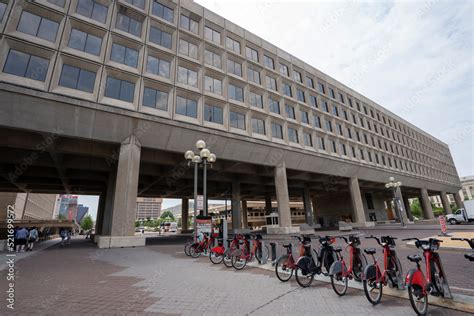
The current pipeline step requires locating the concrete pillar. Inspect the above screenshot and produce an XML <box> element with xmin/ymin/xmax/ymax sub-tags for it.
<box><xmin>420</xmin><ymin>188</ymin><xmax>435</xmax><ymax>220</ymax></box>
<box><xmin>274</xmin><ymin>162</ymin><xmax>292</xmax><ymax>228</ymax></box>
<box><xmin>303</xmin><ymin>187</ymin><xmax>313</xmax><ymax>225</ymax></box>
<box><xmin>453</xmin><ymin>192</ymin><xmax>465</xmax><ymax>210</ymax></box>
<box><xmin>241</xmin><ymin>200</ymin><xmax>248</xmax><ymax>229</ymax></box>
<box><xmin>181</xmin><ymin>198</ymin><xmax>189</xmax><ymax>232</ymax></box>
<box><xmin>231</xmin><ymin>180</ymin><xmax>242</xmax><ymax>230</ymax></box>
<box><xmin>440</xmin><ymin>192</ymin><xmax>452</xmax><ymax>215</ymax></box>
<box><xmin>265</xmin><ymin>194</ymin><xmax>272</xmax><ymax>214</ymax></box>
<box><xmin>101</xmin><ymin>171</ymin><xmax>117</xmax><ymax>236</ymax></box>
<box><xmin>403</xmin><ymin>195</ymin><xmax>414</xmax><ymax>221</ymax></box>
<box><xmin>348</xmin><ymin>177</ymin><xmax>366</xmax><ymax>225</ymax></box>
<box><xmin>95</xmin><ymin>193</ymin><xmax>106</xmax><ymax>235</ymax></box>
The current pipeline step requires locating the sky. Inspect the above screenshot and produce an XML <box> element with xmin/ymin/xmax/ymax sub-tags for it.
<box><xmin>83</xmin><ymin>0</ymin><xmax>474</xmax><ymax>218</ymax></box>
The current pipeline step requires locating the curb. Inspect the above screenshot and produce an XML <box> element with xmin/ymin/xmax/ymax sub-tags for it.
<box><xmin>246</xmin><ymin>260</ymin><xmax>474</xmax><ymax>314</ymax></box>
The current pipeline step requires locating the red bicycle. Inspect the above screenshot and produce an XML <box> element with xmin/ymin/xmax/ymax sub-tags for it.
<box><xmin>209</xmin><ymin>234</ymin><xmax>243</xmax><ymax>265</ymax></box>
<box><xmin>231</xmin><ymin>234</ymin><xmax>269</xmax><ymax>270</ymax></box>
<box><xmin>189</xmin><ymin>233</ymin><xmax>216</xmax><ymax>258</ymax></box>
<box><xmin>451</xmin><ymin>237</ymin><xmax>474</xmax><ymax>261</ymax></box>
<box><xmin>329</xmin><ymin>235</ymin><xmax>367</xmax><ymax>296</ymax></box>
<box><xmin>362</xmin><ymin>235</ymin><xmax>403</xmax><ymax>305</ymax></box>
<box><xmin>274</xmin><ymin>235</ymin><xmax>311</xmax><ymax>282</ymax></box>
<box><xmin>403</xmin><ymin>237</ymin><xmax>451</xmax><ymax>315</ymax></box>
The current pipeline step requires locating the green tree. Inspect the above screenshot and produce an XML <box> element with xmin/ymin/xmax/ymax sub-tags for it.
<box><xmin>410</xmin><ymin>199</ymin><xmax>422</xmax><ymax>219</ymax></box>
<box><xmin>81</xmin><ymin>215</ymin><xmax>94</xmax><ymax>231</ymax></box>
<box><xmin>160</xmin><ymin>211</ymin><xmax>175</xmax><ymax>221</ymax></box>
<box><xmin>135</xmin><ymin>220</ymin><xmax>141</xmax><ymax>228</ymax></box>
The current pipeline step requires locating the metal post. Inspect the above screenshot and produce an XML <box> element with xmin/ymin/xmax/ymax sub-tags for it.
<box><xmin>193</xmin><ymin>162</ymin><xmax>198</xmax><ymax>241</ymax></box>
<box><xmin>203</xmin><ymin>160</ymin><xmax>208</xmax><ymax>216</ymax></box>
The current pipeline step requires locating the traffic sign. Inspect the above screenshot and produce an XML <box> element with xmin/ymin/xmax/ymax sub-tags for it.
<box><xmin>196</xmin><ymin>195</ymin><xmax>204</xmax><ymax>210</ymax></box>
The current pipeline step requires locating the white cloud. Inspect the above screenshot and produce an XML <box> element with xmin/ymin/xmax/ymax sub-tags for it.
<box><xmin>196</xmin><ymin>0</ymin><xmax>473</xmax><ymax>176</ymax></box>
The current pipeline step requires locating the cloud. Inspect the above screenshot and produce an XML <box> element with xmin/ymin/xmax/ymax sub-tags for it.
<box><xmin>196</xmin><ymin>0</ymin><xmax>473</xmax><ymax>176</ymax></box>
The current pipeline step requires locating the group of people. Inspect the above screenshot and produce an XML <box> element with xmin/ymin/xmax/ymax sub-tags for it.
<box><xmin>59</xmin><ymin>228</ymin><xmax>72</xmax><ymax>246</ymax></box>
<box><xmin>14</xmin><ymin>226</ymin><xmax>39</xmax><ymax>252</ymax></box>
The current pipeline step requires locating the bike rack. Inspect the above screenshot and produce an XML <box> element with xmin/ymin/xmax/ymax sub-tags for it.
<box><xmin>269</xmin><ymin>242</ymin><xmax>278</xmax><ymax>266</ymax></box>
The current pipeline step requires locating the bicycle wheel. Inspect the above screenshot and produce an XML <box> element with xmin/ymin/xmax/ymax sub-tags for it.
<box><xmin>331</xmin><ymin>273</ymin><xmax>348</xmax><ymax>296</ymax></box>
<box><xmin>275</xmin><ymin>255</ymin><xmax>293</xmax><ymax>282</ymax></box>
<box><xmin>232</xmin><ymin>249</ymin><xmax>247</xmax><ymax>270</ymax></box>
<box><xmin>322</xmin><ymin>250</ymin><xmax>337</xmax><ymax>275</ymax></box>
<box><xmin>256</xmin><ymin>244</ymin><xmax>270</xmax><ymax>263</ymax></box>
<box><xmin>408</xmin><ymin>284</ymin><xmax>428</xmax><ymax>315</ymax></box>
<box><xmin>209</xmin><ymin>250</ymin><xmax>224</xmax><ymax>264</ymax></box>
<box><xmin>223</xmin><ymin>249</ymin><xmax>234</xmax><ymax>268</ymax></box>
<box><xmin>363</xmin><ymin>266</ymin><xmax>383</xmax><ymax>305</ymax></box>
<box><xmin>190</xmin><ymin>244</ymin><xmax>200</xmax><ymax>258</ymax></box>
<box><xmin>295</xmin><ymin>266</ymin><xmax>314</xmax><ymax>287</ymax></box>
<box><xmin>353</xmin><ymin>252</ymin><xmax>368</xmax><ymax>282</ymax></box>
<box><xmin>184</xmin><ymin>242</ymin><xmax>192</xmax><ymax>256</ymax></box>
<box><xmin>430</xmin><ymin>261</ymin><xmax>445</xmax><ymax>296</ymax></box>
<box><xmin>388</xmin><ymin>256</ymin><xmax>403</xmax><ymax>288</ymax></box>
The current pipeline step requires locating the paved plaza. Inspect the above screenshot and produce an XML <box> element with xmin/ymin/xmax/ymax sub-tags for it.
<box><xmin>1</xmin><ymin>227</ymin><xmax>473</xmax><ymax>315</ymax></box>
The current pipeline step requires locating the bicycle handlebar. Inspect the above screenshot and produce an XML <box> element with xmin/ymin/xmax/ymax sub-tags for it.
<box><xmin>451</xmin><ymin>237</ymin><xmax>474</xmax><ymax>249</ymax></box>
<box><xmin>365</xmin><ymin>235</ymin><xmax>381</xmax><ymax>245</ymax></box>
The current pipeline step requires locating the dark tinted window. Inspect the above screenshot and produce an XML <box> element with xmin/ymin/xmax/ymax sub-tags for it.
<box><xmin>59</xmin><ymin>64</ymin><xmax>96</xmax><ymax>93</ymax></box>
<box><xmin>116</xmin><ymin>13</ymin><xmax>142</xmax><ymax>37</ymax></box>
<box><xmin>3</xmin><ymin>50</ymin><xmax>49</xmax><ymax>81</ymax></box>
<box><xmin>176</xmin><ymin>96</ymin><xmax>197</xmax><ymax>118</ymax></box>
<box><xmin>105</xmin><ymin>77</ymin><xmax>135</xmax><ymax>102</ymax></box>
<box><xmin>143</xmin><ymin>87</ymin><xmax>168</xmax><ymax>110</ymax></box>
<box><xmin>110</xmin><ymin>43</ymin><xmax>138</xmax><ymax>68</ymax></box>
<box><xmin>149</xmin><ymin>26</ymin><xmax>172</xmax><ymax>49</ymax></box>
<box><xmin>204</xmin><ymin>104</ymin><xmax>223</xmax><ymax>124</ymax></box>
<box><xmin>146</xmin><ymin>56</ymin><xmax>170</xmax><ymax>78</ymax></box>
<box><xmin>69</xmin><ymin>29</ymin><xmax>102</xmax><ymax>55</ymax></box>
<box><xmin>0</xmin><ymin>2</ymin><xmax>7</xmax><ymax>22</ymax></box>
<box><xmin>17</xmin><ymin>11</ymin><xmax>59</xmax><ymax>42</ymax></box>
<box><xmin>230</xmin><ymin>111</ymin><xmax>245</xmax><ymax>130</ymax></box>
<box><xmin>77</xmin><ymin>0</ymin><xmax>108</xmax><ymax>23</ymax></box>
<box><xmin>152</xmin><ymin>1</ymin><xmax>174</xmax><ymax>23</ymax></box>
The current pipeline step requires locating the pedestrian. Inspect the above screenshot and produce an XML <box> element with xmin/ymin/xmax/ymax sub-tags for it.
<box><xmin>66</xmin><ymin>229</ymin><xmax>71</xmax><ymax>244</ymax></box>
<box><xmin>27</xmin><ymin>226</ymin><xmax>39</xmax><ymax>251</ymax></box>
<box><xmin>60</xmin><ymin>228</ymin><xmax>67</xmax><ymax>246</ymax></box>
<box><xmin>15</xmin><ymin>227</ymin><xmax>29</xmax><ymax>252</ymax></box>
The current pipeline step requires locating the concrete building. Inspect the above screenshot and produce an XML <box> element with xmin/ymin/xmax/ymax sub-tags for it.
<box><xmin>0</xmin><ymin>0</ymin><xmax>463</xmax><ymax>247</ymax></box>
<box><xmin>136</xmin><ymin>197</ymin><xmax>162</xmax><ymax>220</ymax></box>
<box><xmin>76</xmin><ymin>204</ymin><xmax>89</xmax><ymax>223</ymax></box>
<box><xmin>0</xmin><ymin>193</ymin><xmax>57</xmax><ymax>220</ymax></box>
<box><xmin>56</xmin><ymin>195</ymin><xmax>79</xmax><ymax>220</ymax></box>
<box><xmin>458</xmin><ymin>176</ymin><xmax>474</xmax><ymax>201</ymax></box>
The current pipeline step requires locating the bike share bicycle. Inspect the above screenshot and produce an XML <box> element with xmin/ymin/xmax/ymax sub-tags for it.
<box><xmin>274</xmin><ymin>234</ymin><xmax>312</xmax><ymax>282</ymax></box>
<box><xmin>362</xmin><ymin>235</ymin><xmax>403</xmax><ymax>305</ymax></box>
<box><xmin>231</xmin><ymin>234</ymin><xmax>269</xmax><ymax>270</ymax></box>
<box><xmin>451</xmin><ymin>237</ymin><xmax>474</xmax><ymax>262</ymax></box>
<box><xmin>294</xmin><ymin>235</ymin><xmax>338</xmax><ymax>288</ymax></box>
<box><xmin>329</xmin><ymin>234</ymin><xmax>367</xmax><ymax>296</ymax></box>
<box><xmin>209</xmin><ymin>233</ymin><xmax>243</xmax><ymax>265</ymax></box>
<box><xmin>403</xmin><ymin>237</ymin><xmax>452</xmax><ymax>315</ymax></box>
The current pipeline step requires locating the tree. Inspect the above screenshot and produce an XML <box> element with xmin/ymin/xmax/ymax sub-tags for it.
<box><xmin>81</xmin><ymin>215</ymin><xmax>94</xmax><ymax>231</ymax></box>
<box><xmin>160</xmin><ymin>211</ymin><xmax>175</xmax><ymax>221</ymax></box>
<box><xmin>410</xmin><ymin>199</ymin><xmax>422</xmax><ymax>219</ymax></box>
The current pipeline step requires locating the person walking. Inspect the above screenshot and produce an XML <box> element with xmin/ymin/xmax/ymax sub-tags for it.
<box><xmin>15</xmin><ymin>227</ymin><xmax>29</xmax><ymax>252</ymax></box>
<box><xmin>60</xmin><ymin>228</ymin><xmax>67</xmax><ymax>246</ymax></box>
<box><xmin>27</xmin><ymin>226</ymin><xmax>39</xmax><ymax>251</ymax></box>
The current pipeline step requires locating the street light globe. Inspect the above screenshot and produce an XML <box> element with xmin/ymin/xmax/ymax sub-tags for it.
<box><xmin>389</xmin><ymin>176</ymin><xmax>395</xmax><ymax>182</ymax></box>
<box><xmin>196</xmin><ymin>140</ymin><xmax>206</xmax><ymax>150</ymax></box>
<box><xmin>385</xmin><ymin>183</ymin><xmax>392</xmax><ymax>188</ymax></box>
<box><xmin>184</xmin><ymin>150</ymin><xmax>194</xmax><ymax>160</ymax></box>
<box><xmin>208</xmin><ymin>153</ymin><xmax>216</xmax><ymax>163</ymax></box>
<box><xmin>396</xmin><ymin>181</ymin><xmax>402</xmax><ymax>187</ymax></box>
<box><xmin>192</xmin><ymin>155</ymin><xmax>202</xmax><ymax>163</ymax></box>
<box><xmin>200</xmin><ymin>148</ymin><xmax>210</xmax><ymax>159</ymax></box>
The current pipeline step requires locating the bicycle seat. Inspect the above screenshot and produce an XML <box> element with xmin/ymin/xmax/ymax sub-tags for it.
<box><xmin>465</xmin><ymin>253</ymin><xmax>474</xmax><ymax>262</ymax></box>
<box><xmin>283</xmin><ymin>243</ymin><xmax>291</xmax><ymax>248</ymax></box>
<box><xmin>334</xmin><ymin>246</ymin><xmax>342</xmax><ymax>253</ymax></box>
<box><xmin>364</xmin><ymin>248</ymin><xmax>376</xmax><ymax>255</ymax></box>
<box><xmin>407</xmin><ymin>254</ymin><xmax>422</xmax><ymax>263</ymax></box>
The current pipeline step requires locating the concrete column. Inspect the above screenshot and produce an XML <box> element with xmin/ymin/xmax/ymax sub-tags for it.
<box><xmin>95</xmin><ymin>193</ymin><xmax>106</xmax><ymax>235</ymax></box>
<box><xmin>348</xmin><ymin>177</ymin><xmax>366</xmax><ymax>225</ymax></box>
<box><xmin>101</xmin><ymin>171</ymin><xmax>117</xmax><ymax>236</ymax></box>
<box><xmin>420</xmin><ymin>188</ymin><xmax>435</xmax><ymax>220</ymax></box>
<box><xmin>453</xmin><ymin>192</ymin><xmax>465</xmax><ymax>210</ymax></box>
<box><xmin>403</xmin><ymin>195</ymin><xmax>414</xmax><ymax>221</ymax></box>
<box><xmin>303</xmin><ymin>187</ymin><xmax>313</xmax><ymax>225</ymax></box>
<box><xmin>241</xmin><ymin>200</ymin><xmax>248</xmax><ymax>229</ymax></box>
<box><xmin>311</xmin><ymin>196</ymin><xmax>320</xmax><ymax>225</ymax></box>
<box><xmin>265</xmin><ymin>194</ymin><xmax>272</xmax><ymax>214</ymax></box>
<box><xmin>181</xmin><ymin>198</ymin><xmax>189</xmax><ymax>232</ymax></box>
<box><xmin>440</xmin><ymin>192</ymin><xmax>452</xmax><ymax>215</ymax></box>
<box><xmin>231</xmin><ymin>180</ymin><xmax>242</xmax><ymax>230</ymax></box>
<box><xmin>274</xmin><ymin>162</ymin><xmax>292</xmax><ymax>228</ymax></box>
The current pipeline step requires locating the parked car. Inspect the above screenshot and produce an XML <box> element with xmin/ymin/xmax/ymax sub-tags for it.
<box><xmin>447</xmin><ymin>200</ymin><xmax>474</xmax><ymax>224</ymax></box>
<box><xmin>169</xmin><ymin>222</ymin><xmax>178</xmax><ymax>233</ymax></box>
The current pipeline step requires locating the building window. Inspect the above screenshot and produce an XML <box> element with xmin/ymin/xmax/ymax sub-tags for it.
<box><xmin>178</xmin><ymin>39</ymin><xmax>198</xmax><ymax>59</ymax></box>
<box><xmin>329</xmin><ymin>87</ymin><xmax>335</xmax><ymax>99</ymax></box>
<box><xmin>356</xmin><ymin>131</ymin><xmax>361</xmax><ymax>142</ymax></box>
<box><xmin>318</xmin><ymin>82</ymin><xmax>325</xmax><ymax>94</ymax></box>
<box><xmin>226</xmin><ymin>37</ymin><xmax>241</xmax><ymax>53</ymax></box>
<box><xmin>17</xmin><ymin>11</ymin><xmax>59</xmax><ymax>42</ymax></box>
<box><xmin>309</xmin><ymin>95</ymin><xmax>317</xmax><ymax>108</ymax></box>
<box><xmin>245</xmin><ymin>46</ymin><xmax>258</xmax><ymax>62</ymax></box>
<box><xmin>228</xmin><ymin>84</ymin><xmax>244</xmax><ymax>102</ymax></box>
<box><xmin>204</xmin><ymin>49</ymin><xmax>221</xmax><ymax>68</ymax></box>
<box><xmin>77</xmin><ymin>0</ymin><xmax>108</xmax><ymax>23</ymax></box>
<box><xmin>306</xmin><ymin>76</ymin><xmax>314</xmax><ymax>89</ymax></box>
<box><xmin>337</xmin><ymin>124</ymin><xmax>343</xmax><ymax>135</ymax></box>
<box><xmin>279</xmin><ymin>63</ymin><xmax>289</xmax><ymax>76</ymax></box>
<box><xmin>227</xmin><ymin>59</ymin><xmax>242</xmax><ymax>77</ymax></box>
<box><xmin>105</xmin><ymin>76</ymin><xmax>134</xmax><ymax>102</ymax></box>
<box><xmin>282</xmin><ymin>83</ymin><xmax>292</xmax><ymax>97</ymax></box>
<box><xmin>230</xmin><ymin>111</ymin><xmax>245</xmax><ymax>129</ymax></box>
<box><xmin>68</xmin><ymin>29</ymin><xmax>102</xmax><ymax>56</ymax></box>
<box><xmin>247</xmin><ymin>67</ymin><xmax>260</xmax><ymax>84</ymax></box>
<box><xmin>318</xmin><ymin>137</ymin><xmax>325</xmax><ymax>150</ymax></box>
<box><xmin>177</xmin><ymin>66</ymin><xmax>197</xmax><ymax>87</ymax></box>
<box><xmin>293</xmin><ymin>71</ymin><xmax>302</xmax><ymax>83</ymax></box>
<box><xmin>365</xmin><ymin>193</ymin><xmax>374</xmax><ymax>209</ymax></box>
<box><xmin>3</xmin><ymin>50</ymin><xmax>49</xmax><ymax>81</ymax></box>
<box><xmin>204</xmin><ymin>26</ymin><xmax>221</xmax><ymax>44</ymax></box>
<box><xmin>357</xmin><ymin>102</ymin><xmax>361</xmax><ymax>111</ymax></box>
<box><xmin>146</xmin><ymin>55</ymin><xmax>170</xmax><ymax>78</ymax></box>
<box><xmin>59</xmin><ymin>64</ymin><xmax>95</xmax><ymax>93</ymax></box>
<box><xmin>266</xmin><ymin>76</ymin><xmax>277</xmax><ymax>91</ymax></box>
<box><xmin>204</xmin><ymin>104</ymin><xmax>223</xmax><ymax>124</ymax></box>
<box><xmin>285</xmin><ymin>104</ymin><xmax>295</xmax><ymax>119</ymax></box>
<box><xmin>288</xmin><ymin>128</ymin><xmax>299</xmax><ymax>143</ymax></box>
<box><xmin>331</xmin><ymin>140</ymin><xmax>337</xmax><ymax>153</ymax></box>
<box><xmin>125</xmin><ymin>0</ymin><xmax>145</xmax><ymax>9</ymax></box>
<box><xmin>180</xmin><ymin>15</ymin><xmax>198</xmax><ymax>34</ymax></box>
<box><xmin>116</xmin><ymin>12</ymin><xmax>142</xmax><ymax>37</ymax></box>
<box><xmin>301</xmin><ymin>111</ymin><xmax>309</xmax><ymax>124</ymax></box>
<box><xmin>338</xmin><ymin>93</ymin><xmax>344</xmax><ymax>103</ymax></box>
<box><xmin>341</xmin><ymin>143</ymin><xmax>347</xmax><ymax>156</ymax></box>
<box><xmin>325</xmin><ymin>120</ymin><xmax>333</xmax><ymax>133</ymax></box>
<box><xmin>343</xmin><ymin>110</ymin><xmax>348</xmax><ymax>120</ymax></box>
<box><xmin>252</xmin><ymin>118</ymin><xmax>265</xmax><ymax>135</ymax></box>
<box><xmin>47</xmin><ymin>0</ymin><xmax>66</xmax><ymax>7</ymax></box>
<box><xmin>296</xmin><ymin>89</ymin><xmax>305</xmax><ymax>103</ymax></box>
<box><xmin>249</xmin><ymin>91</ymin><xmax>263</xmax><ymax>108</ymax></box>
<box><xmin>332</xmin><ymin>105</ymin><xmax>339</xmax><ymax>116</ymax></box>
<box><xmin>351</xmin><ymin>146</ymin><xmax>356</xmax><ymax>157</ymax></box>
<box><xmin>0</xmin><ymin>2</ymin><xmax>7</xmax><ymax>22</ymax></box>
<box><xmin>322</xmin><ymin>101</ymin><xmax>329</xmax><ymax>112</ymax></box>
<box><xmin>272</xmin><ymin>123</ymin><xmax>283</xmax><ymax>139</ymax></box>
<box><xmin>143</xmin><ymin>87</ymin><xmax>168</xmax><ymax>110</ymax></box>
<box><xmin>347</xmin><ymin>128</ymin><xmax>352</xmax><ymax>139</ymax></box>
<box><xmin>204</xmin><ymin>76</ymin><xmax>222</xmax><ymax>95</ymax></box>
<box><xmin>348</xmin><ymin>98</ymin><xmax>353</xmax><ymax>107</ymax></box>
<box><xmin>176</xmin><ymin>96</ymin><xmax>197</xmax><ymax>118</ymax></box>
<box><xmin>263</xmin><ymin>55</ymin><xmax>274</xmax><ymax>69</ymax></box>
<box><xmin>314</xmin><ymin>116</ymin><xmax>321</xmax><ymax>128</ymax></box>
<box><xmin>303</xmin><ymin>133</ymin><xmax>312</xmax><ymax>146</ymax></box>
<box><xmin>152</xmin><ymin>1</ymin><xmax>174</xmax><ymax>23</ymax></box>
<box><xmin>149</xmin><ymin>26</ymin><xmax>172</xmax><ymax>49</ymax></box>
<box><xmin>110</xmin><ymin>43</ymin><xmax>138</xmax><ymax>68</ymax></box>
<box><xmin>269</xmin><ymin>98</ymin><xmax>280</xmax><ymax>114</ymax></box>
<box><xmin>360</xmin><ymin>149</ymin><xmax>365</xmax><ymax>160</ymax></box>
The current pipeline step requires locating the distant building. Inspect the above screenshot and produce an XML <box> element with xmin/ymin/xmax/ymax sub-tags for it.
<box><xmin>459</xmin><ymin>176</ymin><xmax>474</xmax><ymax>201</ymax></box>
<box><xmin>76</xmin><ymin>204</ymin><xmax>89</xmax><ymax>224</ymax></box>
<box><xmin>56</xmin><ymin>195</ymin><xmax>79</xmax><ymax>221</ymax></box>
<box><xmin>0</xmin><ymin>193</ymin><xmax>56</xmax><ymax>220</ymax></box>
<box><xmin>136</xmin><ymin>198</ymin><xmax>163</xmax><ymax>220</ymax></box>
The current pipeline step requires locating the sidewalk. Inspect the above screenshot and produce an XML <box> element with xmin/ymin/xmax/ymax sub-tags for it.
<box><xmin>0</xmin><ymin>238</ymin><xmax>61</xmax><ymax>271</ymax></box>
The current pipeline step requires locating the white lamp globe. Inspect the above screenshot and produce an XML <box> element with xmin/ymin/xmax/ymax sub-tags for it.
<box><xmin>208</xmin><ymin>153</ymin><xmax>216</xmax><ymax>163</ymax></box>
<box><xmin>200</xmin><ymin>148</ymin><xmax>210</xmax><ymax>159</ymax></box>
<box><xmin>184</xmin><ymin>150</ymin><xmax>194</xmax><ymax>160</ymax></box>
<box><xmin>196</xmin><ymin>140</ymin><xmax>206</xmax><ymax>150</ymax></box>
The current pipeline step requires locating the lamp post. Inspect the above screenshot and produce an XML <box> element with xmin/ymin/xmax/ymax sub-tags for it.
<box><xmin>385</xmin><ymin>177</ymin><xmax>405</xmax><ymax>227</ymax></box>
<box><xmin>184</xmin><ymin>140</ymin><xmax>217</xmax><ymax>239</ymax></box>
